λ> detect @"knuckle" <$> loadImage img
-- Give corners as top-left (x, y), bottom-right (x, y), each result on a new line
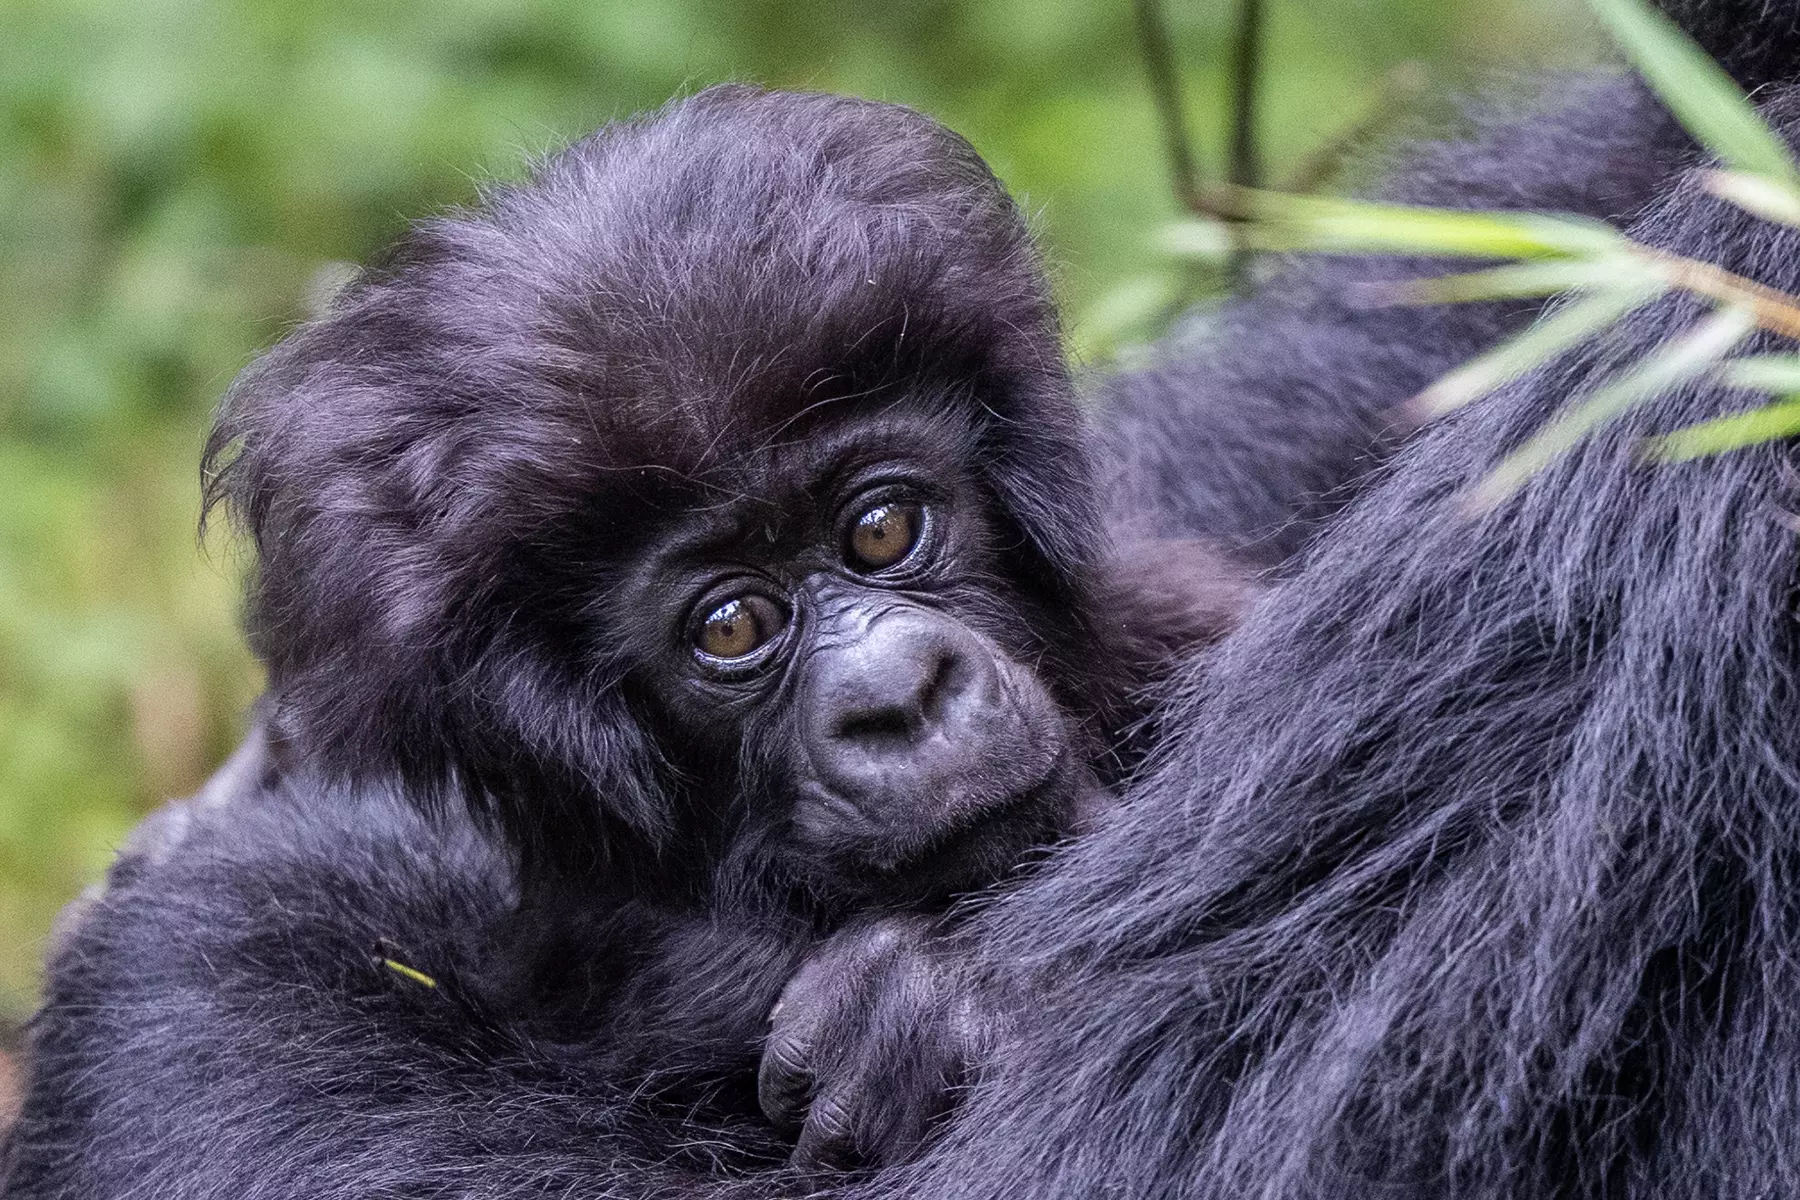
top-left (763, 1033), bottom-right (811, 1077)
top-left (808, 1093), bottom-right (855, 1142)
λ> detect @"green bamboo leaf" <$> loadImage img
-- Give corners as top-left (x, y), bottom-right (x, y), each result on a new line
top-left (1702, 170), bottom-right (1800, 228)
top-left (1411, 284), bottom-right (1664, 419)
top-left (1159, 219), bottom-right (1235, 261)
top-left (1715, 355), bottom-right (1800, 392)
top-left (1240, 191), bottom-right (1627, 259)
top-left (1371, 257), bottom-right (1663, 305)
top-left (1466, 304), bottom-right (1758, 510)
top-left (1647, 396), bottom-right (1800, 461)
top-left (1588, 0), bottom-right (1798, 180)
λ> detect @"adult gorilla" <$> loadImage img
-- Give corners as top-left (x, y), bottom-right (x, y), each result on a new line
top-left (908, 5), bottom-right (1800, 1195)
top-left (915, 122), bottom-right (1800, 1200)
top-left (9, 3), bottom-right (1800, 1199)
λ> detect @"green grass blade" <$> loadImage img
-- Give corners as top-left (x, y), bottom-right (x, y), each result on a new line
top-left (1239, 191), bottom-right (1628, 258)
top-left (1411, 284), bottom-right (1664, 419)
top-left (1647, 396), bottom-right (1800, 460)
top-left (1702, 170), bottom-right (1800, 228)
top-left (1588, 0), bottom-right (1798, 180)
top-left (1467, 304), bottom-right (1758, 509)
top-left (1715, 355), bottom-right (1800, 393)
top-left (1370, 257), bottom-right (1663, 305)
top-left (1159, 219), bottom-right (1236, 261)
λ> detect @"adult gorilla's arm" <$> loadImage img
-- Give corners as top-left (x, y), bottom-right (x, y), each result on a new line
top-left (903, 84), bottom-right (1800, 1200)
top-left (0, 63), bottom-right (1710, 1200)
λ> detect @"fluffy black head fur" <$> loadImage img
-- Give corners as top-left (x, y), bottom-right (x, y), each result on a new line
top-left (202, 86), bottom-right (1107, 886)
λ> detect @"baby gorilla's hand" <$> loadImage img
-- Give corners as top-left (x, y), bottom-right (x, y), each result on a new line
top-left (758, 915), bottom-right (994, 1170)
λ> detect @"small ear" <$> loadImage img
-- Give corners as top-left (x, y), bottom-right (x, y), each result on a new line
top-left (1099, 537), bottom-right (1264, 684)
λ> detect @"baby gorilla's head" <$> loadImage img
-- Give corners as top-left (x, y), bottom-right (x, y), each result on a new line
top-left (605, 396), bottom-right (1101, 903)
top-left (205, 86), bottom-right (1210, 907)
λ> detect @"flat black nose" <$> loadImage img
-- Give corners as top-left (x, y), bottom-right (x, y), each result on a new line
top-left (832, 637), bottom-right (967, 744)
top-left (805, 610), bottom-right (1001, 795)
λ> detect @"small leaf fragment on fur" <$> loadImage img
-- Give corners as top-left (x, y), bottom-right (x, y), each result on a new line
top-left (383, 958), bottom-right (438, 988)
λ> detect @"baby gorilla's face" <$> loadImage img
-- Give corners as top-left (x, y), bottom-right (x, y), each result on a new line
top-left (607, 402), bottom-right (1094, 903)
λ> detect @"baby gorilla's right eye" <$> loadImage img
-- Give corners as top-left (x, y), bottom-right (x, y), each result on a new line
top-left (696, 594), bottom-right (787, 660)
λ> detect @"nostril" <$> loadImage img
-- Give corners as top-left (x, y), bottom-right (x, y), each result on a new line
top-left (915, 648), bottom-right (963, 724)
top-left (831, 647), bottom-right (965, 748)
top-left (834, 705), bottom-right (916, 744)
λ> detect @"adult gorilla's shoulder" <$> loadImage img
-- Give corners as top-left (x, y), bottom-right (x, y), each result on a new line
top-left (1099, 72), bottom-right (1687, 570)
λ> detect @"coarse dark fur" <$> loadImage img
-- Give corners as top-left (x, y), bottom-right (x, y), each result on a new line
top-left (191, 81), bottom-right (1276, 1168)
top-left (10, 1), bottom-right (1798, 1194)
top-left (885, 8), bottom-right (1800, 1193)
top-left (903, 103), bottom-right (1800, 1200)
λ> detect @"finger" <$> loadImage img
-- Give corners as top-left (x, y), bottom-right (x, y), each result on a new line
top-left (788, 1089), bottom-right (859, 1171)
top-left (786, 1054), bottom-right (940, 1173)
top-left (758, 953), bottom-right (851, 1129)
top-left (757, 1025), bottom-right (816, 1131)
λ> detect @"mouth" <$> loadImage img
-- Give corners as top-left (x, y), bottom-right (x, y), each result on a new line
top-left (839, 750), bottom-right (1085, 901)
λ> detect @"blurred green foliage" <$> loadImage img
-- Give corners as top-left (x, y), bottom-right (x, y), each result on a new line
top-left (0, 0), bottom-right (1589, 1018)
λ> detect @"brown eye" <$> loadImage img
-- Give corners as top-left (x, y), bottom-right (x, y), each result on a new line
top-left (696, 594), bottom-right (786, 660)
top-left (848, 502), bottom-right (922, 570)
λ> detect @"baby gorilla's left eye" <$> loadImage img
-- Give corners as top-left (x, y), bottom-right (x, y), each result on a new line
top-left (847, 502), bottom-right (923, 571)
top-left (696, 594), bottom-right (787, 660)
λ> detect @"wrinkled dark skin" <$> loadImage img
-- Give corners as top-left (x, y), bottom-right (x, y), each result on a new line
top-left (605, 406), bottom-right (1117, 913)
top-left (608, 410), bottom-right (1144, 1167)
top-left (759, 917), bottom-right (1007, 1169)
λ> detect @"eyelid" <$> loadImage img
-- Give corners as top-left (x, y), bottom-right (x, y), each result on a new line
top-left (836, 473), bottom-right (935, 512)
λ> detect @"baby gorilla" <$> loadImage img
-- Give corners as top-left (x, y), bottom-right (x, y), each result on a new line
top-left (201, 85), bottom-right (1251, 1171)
